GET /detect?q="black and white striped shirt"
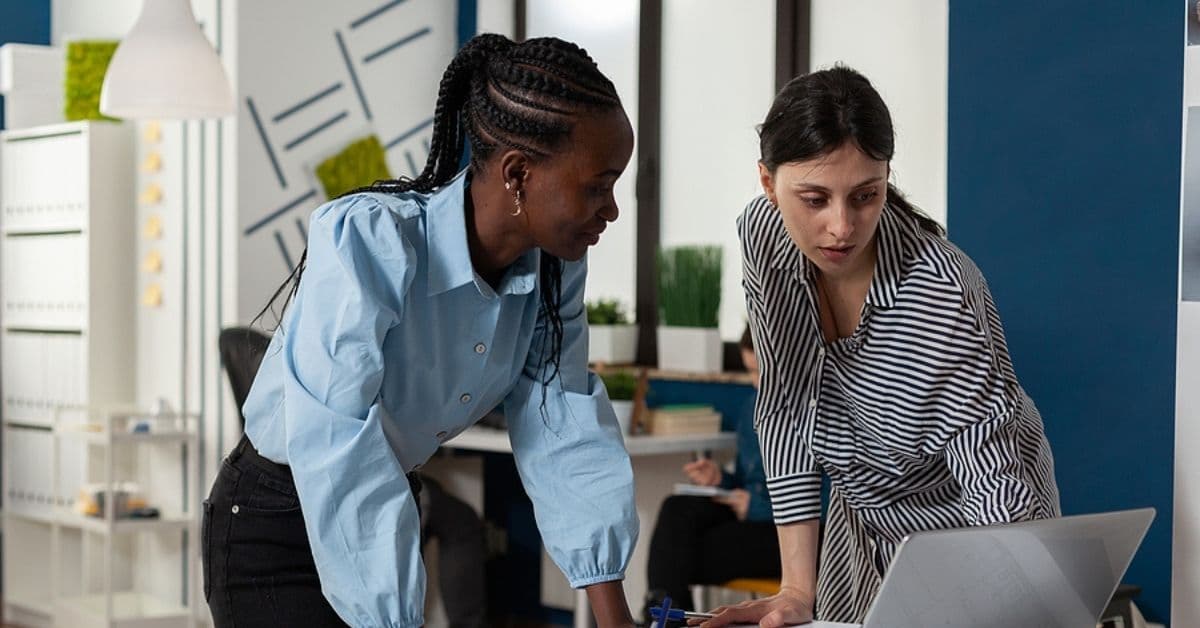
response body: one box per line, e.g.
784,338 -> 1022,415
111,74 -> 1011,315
738,195 -> 1060,563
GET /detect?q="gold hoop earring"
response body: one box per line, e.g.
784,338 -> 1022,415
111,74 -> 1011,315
511,190 -> 523,217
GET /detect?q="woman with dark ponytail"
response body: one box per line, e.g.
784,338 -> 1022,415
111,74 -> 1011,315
202,34 -> 639,627
702,66 -> 1060,627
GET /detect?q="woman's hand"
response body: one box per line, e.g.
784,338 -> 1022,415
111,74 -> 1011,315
683,458 -> 722,486
713,489 -> 751,520
690,587 -> 813,628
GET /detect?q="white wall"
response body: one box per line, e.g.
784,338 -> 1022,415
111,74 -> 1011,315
810,0 -> 949,226
236,0 -> 457,323
476,0 -> 515,39
526,0 -> 640,321
51,0 -> 142,43
660,0 -> 776,340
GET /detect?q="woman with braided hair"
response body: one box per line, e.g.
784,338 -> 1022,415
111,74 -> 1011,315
202,34 -> 638,627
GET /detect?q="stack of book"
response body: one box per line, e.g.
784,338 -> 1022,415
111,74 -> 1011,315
646,404 -> 722,435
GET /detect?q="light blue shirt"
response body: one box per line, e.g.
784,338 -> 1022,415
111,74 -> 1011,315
243,171 -> 638,628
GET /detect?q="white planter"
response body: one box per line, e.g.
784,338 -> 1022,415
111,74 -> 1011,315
589,324 -> 638,364
657,326 -> 723,373
610,400 -> 634,436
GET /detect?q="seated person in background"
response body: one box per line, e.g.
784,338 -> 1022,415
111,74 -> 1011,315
642,326 -> 781,620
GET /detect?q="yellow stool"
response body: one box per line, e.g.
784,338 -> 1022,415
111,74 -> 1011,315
693,578 -> 782,610
720,578 -> 782,597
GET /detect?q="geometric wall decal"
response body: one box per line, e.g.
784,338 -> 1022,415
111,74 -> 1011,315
236,0 -> 456,320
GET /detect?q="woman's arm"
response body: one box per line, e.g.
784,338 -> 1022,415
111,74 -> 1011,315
699,520 -> 817,627
503,255 -> 638,628
586,581 -> 636,627
777,520 -> 820,605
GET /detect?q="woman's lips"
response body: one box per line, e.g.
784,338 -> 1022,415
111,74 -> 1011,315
819,245 -> 854,262
580,225 -> 606,245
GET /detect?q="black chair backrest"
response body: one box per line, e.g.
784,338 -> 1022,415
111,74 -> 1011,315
218,327 -> 273,429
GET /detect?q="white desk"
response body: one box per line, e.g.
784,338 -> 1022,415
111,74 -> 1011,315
442,426 -> 738,628
444,425 -> 738,457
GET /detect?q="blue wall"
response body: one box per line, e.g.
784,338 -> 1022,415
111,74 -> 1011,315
948,2 -> 1180,621
0,0 -> 52,130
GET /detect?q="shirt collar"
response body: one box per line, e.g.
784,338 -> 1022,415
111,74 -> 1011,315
767,201 -> 911,310
865,204 -> 909,310
425,170 -> 540,297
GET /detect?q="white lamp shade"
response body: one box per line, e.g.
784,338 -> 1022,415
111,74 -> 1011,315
100,0 -> 233,119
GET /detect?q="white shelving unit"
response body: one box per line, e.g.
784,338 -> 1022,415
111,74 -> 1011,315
49,408 -> 200,628
0,120 -> 199,627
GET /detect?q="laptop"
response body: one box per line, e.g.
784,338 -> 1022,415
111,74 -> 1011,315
848,508 -> 1156,628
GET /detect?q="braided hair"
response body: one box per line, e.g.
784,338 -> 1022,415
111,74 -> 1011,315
257,33 -> 622,394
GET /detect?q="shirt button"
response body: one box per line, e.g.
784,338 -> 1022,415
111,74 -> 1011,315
231,505 -> 239,514
808,398 -> 817,409
818,348 -> 826,358
460,393 -> 472,404
475,343 -> 487,354
436,430 -> 448,440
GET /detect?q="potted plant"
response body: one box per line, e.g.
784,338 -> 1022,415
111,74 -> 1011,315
657,245 -> 723,372
586,298 -> 637,364
600,370 -> 638,435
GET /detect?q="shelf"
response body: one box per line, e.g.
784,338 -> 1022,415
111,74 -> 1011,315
5,507 -> 58,526
55,592 -> 190,628
4,507 -> 193,534
55,510 -> 194,535
5,592 -> 54,618
55,425 -> 197,444
591,363 -> 755,386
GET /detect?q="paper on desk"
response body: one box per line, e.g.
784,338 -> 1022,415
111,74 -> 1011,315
673,483 -> 734,498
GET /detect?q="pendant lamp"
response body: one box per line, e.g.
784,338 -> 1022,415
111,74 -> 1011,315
99,0 -> 233,119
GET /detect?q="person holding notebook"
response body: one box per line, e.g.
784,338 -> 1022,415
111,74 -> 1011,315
643,326 -> 781,622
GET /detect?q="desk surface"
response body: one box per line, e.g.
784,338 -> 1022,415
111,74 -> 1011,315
444,426 -> 736,456
729,624 -> 858,628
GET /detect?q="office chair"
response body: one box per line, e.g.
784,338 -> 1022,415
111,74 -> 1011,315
217,326 -> 272,430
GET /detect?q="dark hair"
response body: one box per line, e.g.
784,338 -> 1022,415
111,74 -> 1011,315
257,33 -> 622,392
739,324 -> 754,352
758,65 -> 944,236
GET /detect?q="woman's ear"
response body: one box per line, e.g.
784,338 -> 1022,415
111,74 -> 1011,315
757,162 -> 777,206
500,149 -> 529,192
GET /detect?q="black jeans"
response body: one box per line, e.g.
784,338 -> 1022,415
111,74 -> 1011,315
202,435 -> 422,627
645,495 -> 782,617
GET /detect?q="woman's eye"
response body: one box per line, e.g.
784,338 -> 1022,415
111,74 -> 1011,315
802,196 -> 826,208
855,190 -> 879,204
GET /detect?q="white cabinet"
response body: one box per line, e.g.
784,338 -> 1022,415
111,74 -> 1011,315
0,120 -> 205,627
1,121 -> 136,428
